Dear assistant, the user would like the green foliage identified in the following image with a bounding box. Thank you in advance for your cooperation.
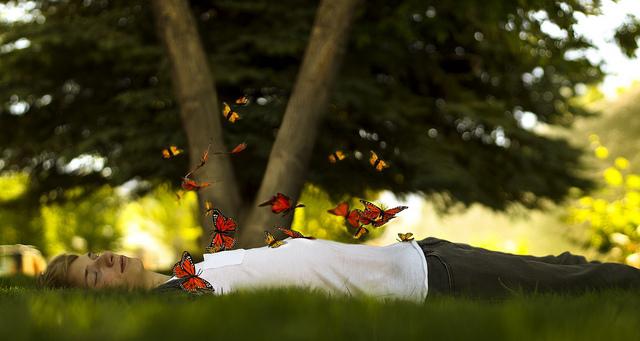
[0,171,201,259]
[1,287,640,340]
[566,138,640,266]
[2,0,639,216]
[292,184,384,243]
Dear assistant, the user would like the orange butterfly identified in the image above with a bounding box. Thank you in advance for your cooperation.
[353,226,369,239]
[276,227,316,240]
[213,142,247,155]
[327,202,362,228]
[208,209,237,252]
[235,95,249,105]
[172,251,213,293]
[328,150,346,163]
[162,145,183,159]
[184,144,211,179]
[264,230,285,248]
[397,232,414,242]
[369,151,389,171]
[258,193,305,216]
[181,177,211,191]
[359,199,408,228]
[222,102,241,123]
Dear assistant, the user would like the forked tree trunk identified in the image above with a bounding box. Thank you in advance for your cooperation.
[238,0,361,247]
[150,0,242,246]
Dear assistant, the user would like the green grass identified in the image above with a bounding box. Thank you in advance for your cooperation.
[1,276,639,340]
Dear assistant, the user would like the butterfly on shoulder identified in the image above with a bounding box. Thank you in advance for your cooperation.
[397,232,414,242]
[222,102,241,123]
[358,199,408,228]
[258,192,305,216]
[369,151,389,171]
[207,209,237,252]
[328,150,346,163]
[327,202,363,228]
[162,145,184,159]
[172,251,214,294]
[264,230,285,248]
[276,227,315,240]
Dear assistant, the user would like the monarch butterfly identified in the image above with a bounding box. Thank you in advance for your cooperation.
[258,193,305,216]
[204,201,215,216]
[397,232,414,242]
[162,145,183,159]
[204,244,224,254]
[353,226,369,239]
[213,142,247,155]
[264,230,285,248]
[181,177,211,191]
[235,95,249,105]
[184,144,211,179]
[276,227,315,240]
[359,199,408,228]
[369,151,389,171]
[327,202,363,228]
[208,209,237,252]
[172,251,214,293]
[222,102,241,123]
[328,150,346,163]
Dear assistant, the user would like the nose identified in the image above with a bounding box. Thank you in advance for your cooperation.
[99,251,115,267]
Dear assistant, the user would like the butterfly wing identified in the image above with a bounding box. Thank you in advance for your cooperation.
[397,232,414,242]
[264,231,285,248]
[235,95,249,105]
[212,209,238,233]
[258,196,275,207]
[360,200,383,220]
[276,227,315,239]
[204,201,215,216]
[277,227,303,238]
[230,143,247,154]
[347,209,363,228]
[180,276,213,293]
[328,150,346,163]
[271,193,293,214]
[353,226,369,239]
[383,206,409,217]
[327,202,349,217]
[173,251,197,279]
[369,151,389,171]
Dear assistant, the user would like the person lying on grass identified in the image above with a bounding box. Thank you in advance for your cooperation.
[38,236,640,302]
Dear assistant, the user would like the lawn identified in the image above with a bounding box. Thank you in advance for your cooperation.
[1,276,639,340]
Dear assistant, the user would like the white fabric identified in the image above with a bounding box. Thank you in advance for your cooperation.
[169,238,429,303]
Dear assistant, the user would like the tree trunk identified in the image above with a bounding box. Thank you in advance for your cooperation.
[238,0,361,247]
[150,0,242,246]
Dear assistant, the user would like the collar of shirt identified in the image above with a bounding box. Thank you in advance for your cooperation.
[201,249,246,270]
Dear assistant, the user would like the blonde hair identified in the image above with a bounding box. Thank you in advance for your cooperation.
[37,254,79,289]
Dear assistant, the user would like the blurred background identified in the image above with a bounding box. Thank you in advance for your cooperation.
[1,0,640,275]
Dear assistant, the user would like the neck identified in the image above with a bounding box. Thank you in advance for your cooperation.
[143,270,171,289]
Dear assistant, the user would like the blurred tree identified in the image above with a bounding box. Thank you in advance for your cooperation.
[566,138,640,267]
[2,0,640,246]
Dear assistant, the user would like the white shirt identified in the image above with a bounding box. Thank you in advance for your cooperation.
[169,238,429,303]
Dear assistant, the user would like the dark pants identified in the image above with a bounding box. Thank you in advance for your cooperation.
[418,237,640,298]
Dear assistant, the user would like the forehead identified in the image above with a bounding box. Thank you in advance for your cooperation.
[67,254,91,288]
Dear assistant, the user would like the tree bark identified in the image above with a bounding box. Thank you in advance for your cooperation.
[238,0,361,247]
[150,0,242,246]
